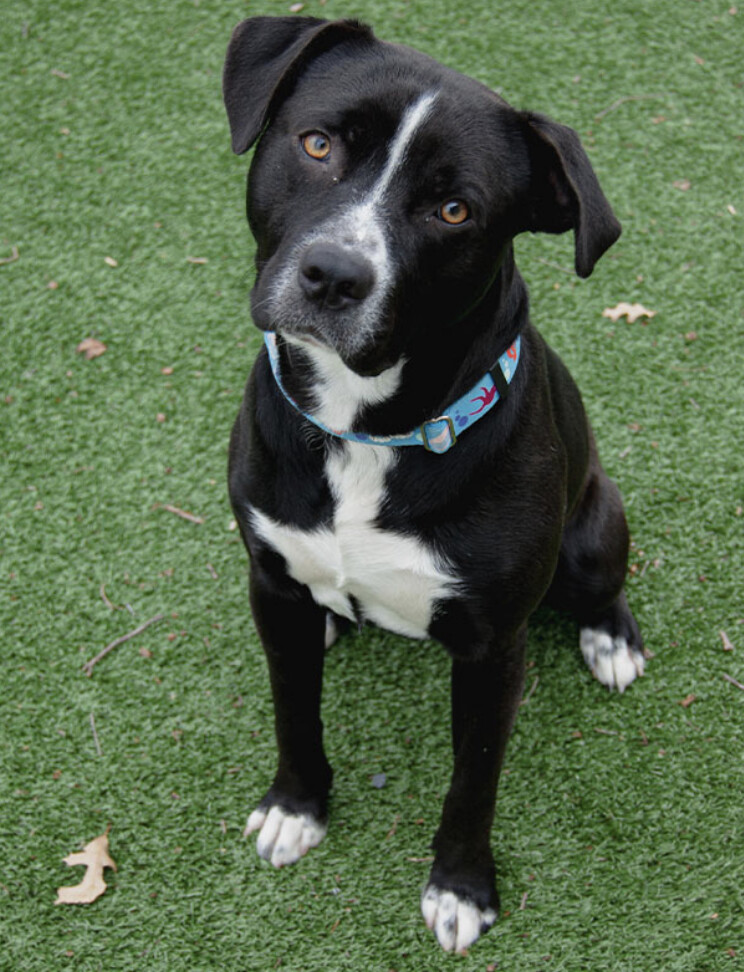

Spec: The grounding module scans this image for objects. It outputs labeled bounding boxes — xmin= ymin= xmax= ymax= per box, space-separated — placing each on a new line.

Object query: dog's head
xmin=223 ymin=17 xmax=620 ymax=377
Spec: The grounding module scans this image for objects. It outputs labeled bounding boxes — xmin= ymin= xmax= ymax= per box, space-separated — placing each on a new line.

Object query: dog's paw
xmin=244 ymin=805 xmax=327 ymax=868
xmin=580 ymin=627 xmax=645 ymax=692
xmin=421 ymin=884 xmax=497 ymax=953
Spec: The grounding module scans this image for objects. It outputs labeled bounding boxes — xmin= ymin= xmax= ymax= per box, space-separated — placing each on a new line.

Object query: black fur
xmin=222 ymin=16 xmax=642 ymax=950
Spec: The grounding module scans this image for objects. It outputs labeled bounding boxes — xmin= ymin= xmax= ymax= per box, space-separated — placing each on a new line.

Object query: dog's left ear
xmin=519 ymin=112 xmax=621 ymax=278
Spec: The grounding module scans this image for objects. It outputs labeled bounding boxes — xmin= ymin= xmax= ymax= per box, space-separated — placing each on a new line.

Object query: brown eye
xmin=301 ymin=132 xmax=331 ymax=160
xmin=438 ymin=199 xmax=469 ymax=225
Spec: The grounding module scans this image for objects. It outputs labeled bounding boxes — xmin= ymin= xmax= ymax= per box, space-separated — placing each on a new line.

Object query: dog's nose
xmin=299 ymin=243 xmax=375 ymax=308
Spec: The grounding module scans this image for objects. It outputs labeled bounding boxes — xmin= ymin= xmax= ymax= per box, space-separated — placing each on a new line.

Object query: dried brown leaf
xmin=76 ymin=338 xmax=107 ymax=360
xmin=55 ymin=832 xmax=116 ymax=905
xmin=602 ymin=302 xmax=656 ymax=324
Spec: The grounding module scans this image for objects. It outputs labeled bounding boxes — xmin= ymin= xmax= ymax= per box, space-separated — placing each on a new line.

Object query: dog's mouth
xmin=288 ymin=331 xmax=325 ymax=351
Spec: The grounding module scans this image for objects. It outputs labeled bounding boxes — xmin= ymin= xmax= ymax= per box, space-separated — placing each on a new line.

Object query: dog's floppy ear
xmin=520 ymin=112 xmax=621 ymax=278
xmin=223 ymin=16 xmax=373 ymax=155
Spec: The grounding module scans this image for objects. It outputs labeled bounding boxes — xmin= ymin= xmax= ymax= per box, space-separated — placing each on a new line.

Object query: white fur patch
xmin=251 ymin=442 xmax=458 ymax=638
xmin=580 ymin=628 xmax=645 ymax=692
xmin=368 ymin=90 xmax=438 ymax=204
xmin=421 ymin=884 xmax=497 ymax=953
xmin=284 ymin=334 xmax=405 ymax=432
xmin=244 ymin=805 xmax=327 ymax=868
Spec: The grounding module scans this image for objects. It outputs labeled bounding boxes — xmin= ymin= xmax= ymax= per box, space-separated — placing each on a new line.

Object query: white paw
xmin=580 ymin=628 xmax=645 ymax=693
xmin=421 ymin=884 xmax=497 ymax=953
xmin=244 ymin=805 xmax=327 ymax=868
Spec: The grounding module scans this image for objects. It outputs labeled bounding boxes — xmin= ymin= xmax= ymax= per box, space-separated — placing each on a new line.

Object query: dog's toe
xmin=244 ymin=804 xmax=327 ymax=867
xmin=421 ymin=884 xmax=497 ymax=953
xmin=580 ymin=628 xmax=645 ymax=692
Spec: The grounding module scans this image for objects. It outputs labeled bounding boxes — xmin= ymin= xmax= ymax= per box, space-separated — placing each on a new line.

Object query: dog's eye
xmin=301 ymin=132 xmax=331 ymax=160
xmin=438 ymin=200 xmax=470 ymax=225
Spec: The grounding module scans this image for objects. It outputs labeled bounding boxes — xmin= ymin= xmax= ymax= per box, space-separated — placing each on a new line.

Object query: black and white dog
xmin=222 ymin=16 xmax=645 ymax=953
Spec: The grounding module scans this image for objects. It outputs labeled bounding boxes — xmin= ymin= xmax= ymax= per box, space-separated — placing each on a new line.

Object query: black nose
xmin=299 ymin=243 xmax=375 ymax=309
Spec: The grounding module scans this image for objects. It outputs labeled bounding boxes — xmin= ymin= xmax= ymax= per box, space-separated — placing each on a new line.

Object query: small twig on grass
xmin=83 ymin=613 xmax=165 ymax=676
xmin=594 ymin=93 xmax=669 ymax=121
xmin=158 ymin=503 xmax=205 ymax=525
xmin=719 ymin=630 xmax=734 ymax=652
xmin=386 ymin=814 xmax=400 ymax=840
xmin=89 ymin=712 xmax=103 ymax=757
xmin=520 ymin=891 xmax=529 ymax=911
xmin=520 ymin=675 xmax=539 ymax=705
xmin=723 ymin=672 xmax=744 ymax=692
xmin=100 ymin=583 xmax=118 ymax=611
xmin=535 ymin=257 xmax=574 ymax=275
xmin=0 ymin=245 xmax=20 ymax=265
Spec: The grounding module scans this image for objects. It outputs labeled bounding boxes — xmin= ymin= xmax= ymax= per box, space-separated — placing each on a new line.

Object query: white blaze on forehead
xmin=326 ymin=88 xmax=438 ymax=322
xmin=369 ymin=90 xmax=439 ymax=205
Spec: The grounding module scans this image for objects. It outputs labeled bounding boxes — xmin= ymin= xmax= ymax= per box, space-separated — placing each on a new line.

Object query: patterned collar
xmin=263 ymin=331 xmax=521 ymax=455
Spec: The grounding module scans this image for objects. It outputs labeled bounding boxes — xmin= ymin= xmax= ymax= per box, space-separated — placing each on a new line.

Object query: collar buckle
xmin=421 ymin=415 xmax=457 ymax=454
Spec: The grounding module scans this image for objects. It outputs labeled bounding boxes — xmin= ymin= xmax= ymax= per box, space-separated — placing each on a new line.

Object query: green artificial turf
xmin=1 ymin=0 xmax=743 ymax=969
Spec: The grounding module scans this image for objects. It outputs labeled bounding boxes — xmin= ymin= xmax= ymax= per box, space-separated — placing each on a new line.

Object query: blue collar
xmin=264 ymin=331 xmax=521 ymax=455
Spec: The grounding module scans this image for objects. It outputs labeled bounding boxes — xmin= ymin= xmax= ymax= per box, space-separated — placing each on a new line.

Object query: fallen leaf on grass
xmin=678 ymin=694 xmax=697 ymax=708
xmin=55 ymin=832 xmax=116 ymax=905
xmin=76 ymin=338 xmax=107 ymax=360
xmin=602 ymin=302 xmax=656 ymax=324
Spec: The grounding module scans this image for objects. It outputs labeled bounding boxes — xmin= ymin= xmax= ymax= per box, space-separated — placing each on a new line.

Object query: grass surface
xmin=2 ymin=0 xmax=743 ymax=969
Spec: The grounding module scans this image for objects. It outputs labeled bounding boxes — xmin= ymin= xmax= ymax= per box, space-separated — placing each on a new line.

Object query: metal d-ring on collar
xmin=263 ymin=331 xmax=521 ymax=455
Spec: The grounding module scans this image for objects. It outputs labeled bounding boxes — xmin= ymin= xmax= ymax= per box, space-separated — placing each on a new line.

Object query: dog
xmin=222 ymin=16 xmax=645 ymax=953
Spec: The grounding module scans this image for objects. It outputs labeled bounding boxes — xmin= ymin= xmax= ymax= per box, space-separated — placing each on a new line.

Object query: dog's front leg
xmin=422 ymin=627 xmax=526 ymax=952
xmin=244 ymin=560 xmax=333 ymax=868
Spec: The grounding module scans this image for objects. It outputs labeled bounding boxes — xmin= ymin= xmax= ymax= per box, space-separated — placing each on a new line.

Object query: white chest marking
xmin=251 ymin=444 xmax=458 ymax=639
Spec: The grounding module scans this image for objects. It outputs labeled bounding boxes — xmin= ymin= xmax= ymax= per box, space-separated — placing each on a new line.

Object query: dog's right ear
xmin=223 ymin=16 xmax=373 ymax=155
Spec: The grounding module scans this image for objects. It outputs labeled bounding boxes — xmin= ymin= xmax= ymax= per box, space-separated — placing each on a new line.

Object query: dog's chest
xmin=251 ymin=444 xmax=458 ymax=638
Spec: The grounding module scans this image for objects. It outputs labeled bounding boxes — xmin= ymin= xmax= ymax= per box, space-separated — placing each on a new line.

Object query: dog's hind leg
xmin=545 ymin=452 xmax=645 ymax=692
